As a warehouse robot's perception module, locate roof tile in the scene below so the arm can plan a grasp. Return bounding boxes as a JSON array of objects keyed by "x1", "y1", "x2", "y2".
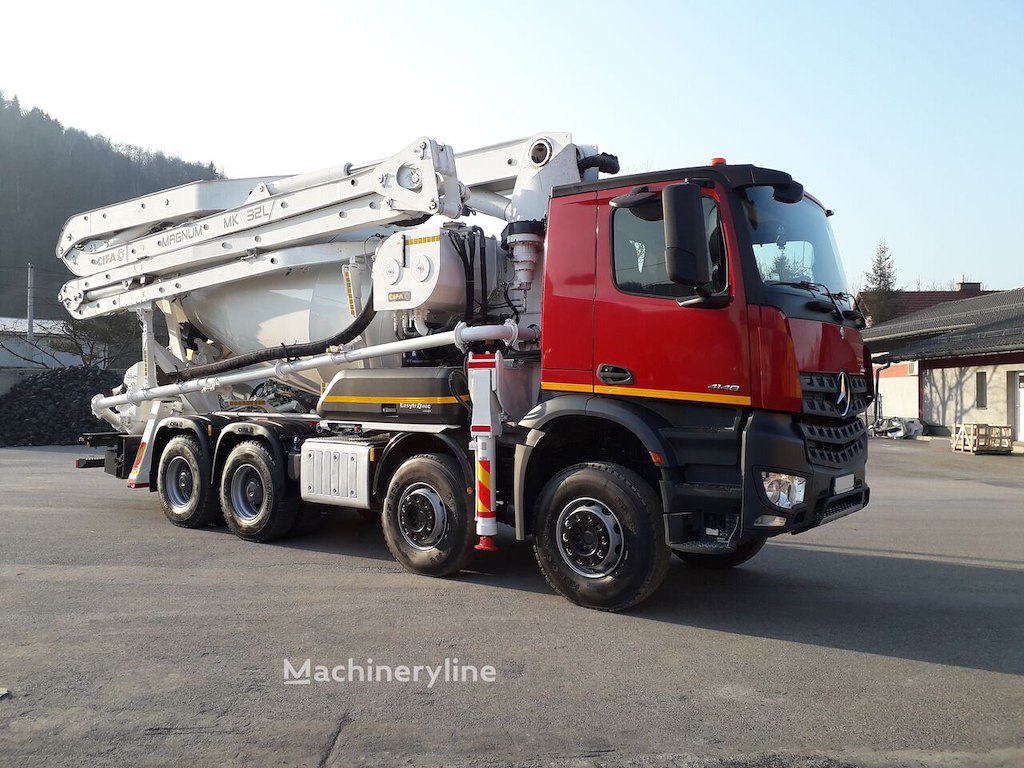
[{"x1": 863, "y1": 288, "x2": 1024, "y2": 360}]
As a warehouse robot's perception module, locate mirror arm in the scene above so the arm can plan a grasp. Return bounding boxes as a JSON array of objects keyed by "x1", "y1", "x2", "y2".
[{"x1": 677, "y1": 293, "x2": 729, "y2": 309}]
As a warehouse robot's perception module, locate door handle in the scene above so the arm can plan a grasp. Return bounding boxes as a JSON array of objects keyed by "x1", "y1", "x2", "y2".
[{"x1": 597, "y1": 364, "x2": 635, "y2": 386}]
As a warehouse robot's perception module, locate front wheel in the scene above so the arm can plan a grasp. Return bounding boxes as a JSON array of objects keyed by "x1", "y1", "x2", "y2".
[
  {"x1": 220, "y1": 440, "x2": 298, "y2": 543},
  {"x1": 381, "y1": 453, "x2": 475, "y2": 577},
  {"x1": 673, "y1": 539, "x2": 766, "y2": 569},
  {"x1": 533, "y1": 463, "x2": 670, "y2": 612}
]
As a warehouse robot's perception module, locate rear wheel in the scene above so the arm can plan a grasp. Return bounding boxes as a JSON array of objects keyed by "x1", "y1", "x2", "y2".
[
  {"x1": 156, "y1": 435, "x2": 219, "y2": 528},
  {"x1": 381, "y1": 453, "x2": 474, "y2": 577},
  {"x1": 220, "y1": 440, "x2": 298, "y2": 543},
  {"x1": 673, "y1": 539, "x2": 766, "y2": 569},
  {"x1": 533, "y1": 462, "x2": 670, "y2": 612}
]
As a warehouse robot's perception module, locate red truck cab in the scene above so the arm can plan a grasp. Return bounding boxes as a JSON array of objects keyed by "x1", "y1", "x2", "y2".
[{"x1": 515, "y1": 163, "x2": 869, "y2": 581}]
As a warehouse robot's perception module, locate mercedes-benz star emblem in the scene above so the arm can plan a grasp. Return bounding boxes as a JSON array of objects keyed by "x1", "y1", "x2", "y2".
[{"x1": 835, "y1": 371, "x2": 852, "y2": 418}]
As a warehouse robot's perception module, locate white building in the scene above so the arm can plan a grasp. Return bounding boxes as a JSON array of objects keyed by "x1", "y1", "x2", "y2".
[{"x1": 863, "y1": 289, "x2": 1024, "y2": 440}]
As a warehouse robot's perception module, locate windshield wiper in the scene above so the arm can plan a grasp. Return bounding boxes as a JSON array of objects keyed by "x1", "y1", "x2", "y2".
[
  {"x1": 765, "y1": 279, "x2": 832, "y2": 293},
  {"x1": 765, "y1": 280, "x2": 848, "y2": 323}
]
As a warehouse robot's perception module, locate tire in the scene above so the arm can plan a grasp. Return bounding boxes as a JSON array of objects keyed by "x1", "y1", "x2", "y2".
[
  {"x1": 156, "y1": 435, "x2": 219, "y2": 528},
  {"x1": 220, "y1": 440, "x2": 298, "y2": 543},
  {"x1": 381, "y1": 453, "x2": 474, "y2": 577},
  {"x1": 533, "y1": 462, "x2": 670, "y2": 612},
  {"x1": 673, "y1": 539, "x2": 766, "y2": 569}
]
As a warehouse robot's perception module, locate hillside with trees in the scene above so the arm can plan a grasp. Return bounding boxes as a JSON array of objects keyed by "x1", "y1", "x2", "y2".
[{"x1": 0, "y1": 92, "x2": 220, "y2": 319}]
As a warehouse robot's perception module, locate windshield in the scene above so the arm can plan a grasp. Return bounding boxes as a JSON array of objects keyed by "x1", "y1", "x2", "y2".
[{"x1": 740, "y1": 186, "x2": 850, "y2": 297}]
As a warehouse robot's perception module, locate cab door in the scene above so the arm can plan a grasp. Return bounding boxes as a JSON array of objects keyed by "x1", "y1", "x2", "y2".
[{"x1": 592, "y1": 184, "x2": 751, "y2": 408}]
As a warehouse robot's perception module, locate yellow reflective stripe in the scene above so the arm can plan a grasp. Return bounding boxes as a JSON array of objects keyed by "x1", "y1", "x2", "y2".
[
  {"x1": 594, "y1": 384, "x2": 750, "y2": 406},
  {"x1": 542, "y1": 379, "x2": 749, "y2": 405},
  {"x1": 342, "y1": 264, "x2": 357, "y2": 317},
  {"x1": 540, "y1": 381, "x2": 594, "y2": 393},
  {"x1": 404, "y1": 235, "x2": 442, "y2": 246},
  {"x1": 322, "y1": 395, "x2": 459, "y2": 404}
]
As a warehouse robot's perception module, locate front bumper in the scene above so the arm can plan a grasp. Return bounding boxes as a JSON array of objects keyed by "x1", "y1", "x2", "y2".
[{"x1": 740, "y1": 410, "x2": 869, "y2": 536}]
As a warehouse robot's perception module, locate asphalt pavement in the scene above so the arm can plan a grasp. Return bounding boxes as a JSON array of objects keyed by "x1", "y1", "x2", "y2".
[{"x1": 1, "y1": 439, "x2": 1022, "y2": 767}]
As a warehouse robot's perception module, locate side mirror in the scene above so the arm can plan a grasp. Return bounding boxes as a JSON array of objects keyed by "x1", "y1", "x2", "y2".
[
  {"x1": 610, "y1": 185, "x2": 657, "y2": 209},
  {"x1": 663, "y1": 183, "x2": 712, "y2": 292},
  {"x1": 772, "y1": 180, "x2": 804, "y2": 204}
]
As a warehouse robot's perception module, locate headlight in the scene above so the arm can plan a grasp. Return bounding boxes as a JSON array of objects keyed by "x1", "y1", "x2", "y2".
[{"x1": 760, "y1": 472, "x2": 806, "y2": 510}]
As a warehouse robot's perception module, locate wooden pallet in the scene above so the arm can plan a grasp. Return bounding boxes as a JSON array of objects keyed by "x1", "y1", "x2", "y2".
[{"x1": 951, "y1": 423, "x2": 1013, "y2": 454}]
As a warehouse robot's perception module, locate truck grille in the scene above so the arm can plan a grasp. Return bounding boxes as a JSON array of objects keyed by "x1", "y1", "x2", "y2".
[
  {"x1": 800, "y1": 372, "x2": 870, "y2": 419},
  {"x1": 798, "y1": 370, "x2": 868, "y2": 469},
  {"x1": 800, "y1": 419, "x2": 867, "y2": 468}
]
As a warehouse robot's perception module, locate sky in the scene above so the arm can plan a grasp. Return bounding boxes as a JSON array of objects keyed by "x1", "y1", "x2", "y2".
[{"x1": 3, "y1": 0, "x2": 1024, "y2": 291}]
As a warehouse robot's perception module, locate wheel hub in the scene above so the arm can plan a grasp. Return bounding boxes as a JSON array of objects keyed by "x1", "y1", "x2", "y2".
[
  {"x1": 398, "y1": 484, "x2": 448, "y2": 550},
  {"x1": 245, "y1": 478, "x2": 263, "y2": 506},
  {"x1": 165, "y1": 456, "x2": 194, "y2": 509},
  {"x1": 556, "y1": 498, "x2": 625, "y2": 578},
  {"x1": 229, "y1": 464, "x2": 265, "y2": 522}
]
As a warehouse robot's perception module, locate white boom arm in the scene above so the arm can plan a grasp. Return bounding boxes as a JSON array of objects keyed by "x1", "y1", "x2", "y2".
[
  {"x1": 57, "y1": 133, "x2": 598, "y2": 320},
  {"x1": 56, "y1": 132, "x2": 615, "y2": 433},
  {"x1": 58, "y1": 137, "x2": 462, "y2": 319}
]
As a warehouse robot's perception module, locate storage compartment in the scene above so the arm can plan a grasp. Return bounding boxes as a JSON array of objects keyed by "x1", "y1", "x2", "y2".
[
  {"x1": 317, "y1": 367, "x2": 468, "y2": 425},
  {"x1": 299, "y1": 437, "x2": 376, "y2": 508}
]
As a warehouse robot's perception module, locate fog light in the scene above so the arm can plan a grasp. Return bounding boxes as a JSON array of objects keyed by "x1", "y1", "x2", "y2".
[
  {"x1": 754, "y1": 514, "x2": 788, "y2": 527},
  {"x1": 760, "y1": 472, "x2": 806, "y2": 510}
]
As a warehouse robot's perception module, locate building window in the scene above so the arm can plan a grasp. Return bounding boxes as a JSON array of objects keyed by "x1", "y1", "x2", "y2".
[{"x1": 976, "y1": 371, "x2": 987, "y2": 409}]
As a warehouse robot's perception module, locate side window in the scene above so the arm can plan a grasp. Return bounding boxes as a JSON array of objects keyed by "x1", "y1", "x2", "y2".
[{"x1": 612, "y1": 197, "x2": 727, "y2": 298}]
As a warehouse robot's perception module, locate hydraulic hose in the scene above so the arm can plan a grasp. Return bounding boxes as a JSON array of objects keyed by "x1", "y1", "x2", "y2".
[
  {"x1": 470, "y1": 226, "x2": 488, "y2": 322},
  {"x1": 174, "y1": 290, "x2": 377, "y2": 382},
  {"x1": 577, "y1": 152, "x2": 620, "y2": 176}
]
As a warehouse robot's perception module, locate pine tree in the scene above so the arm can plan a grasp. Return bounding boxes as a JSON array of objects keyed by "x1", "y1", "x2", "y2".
[{"x1": 863, "y1": 241, "x2": 902, "y2": 325}]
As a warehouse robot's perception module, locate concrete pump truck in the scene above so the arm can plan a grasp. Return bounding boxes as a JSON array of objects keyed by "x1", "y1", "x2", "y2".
[{"x1": 58, "y1": 133, "x2": 871, "y2": 611}]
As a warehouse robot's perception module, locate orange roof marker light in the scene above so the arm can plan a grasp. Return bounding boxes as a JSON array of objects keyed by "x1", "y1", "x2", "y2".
[{"x1": 710, "y1": 157, "x2": 728, "y2": 166}]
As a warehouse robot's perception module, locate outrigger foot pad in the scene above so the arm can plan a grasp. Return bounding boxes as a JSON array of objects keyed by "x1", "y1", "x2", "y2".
[{"x1": 474, "y1": 536, "x2": 499, "y2": 552}]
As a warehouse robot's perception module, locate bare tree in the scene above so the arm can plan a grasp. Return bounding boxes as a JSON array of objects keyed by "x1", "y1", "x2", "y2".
[{"x1": 0, "y1": 313, "x2": 140, "y2": 369}]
